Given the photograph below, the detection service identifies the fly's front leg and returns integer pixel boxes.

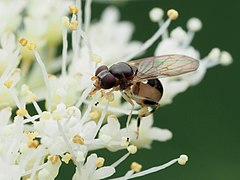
[121,91,135,130]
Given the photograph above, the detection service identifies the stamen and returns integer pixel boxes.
[24,115,40,124]
[178,154,188,165]
[69,5,78,14]
[56,117,82,175]
[183,18,202,47]
[62,153,72,164]
[130,162,142,173]
[76,0,82,56]
[22,162,48,176]
[9,88,22,109]
[32,49,52,112]
[61,19,68,76]
[72,134,85,145]
[27,139,39,148]
[48,155,60,164]
[84,0,92,33]
[124,158,178,179]
[84,99,139,116]
[16,108,28,117]
[92,101,109,139]
[121,18,171,61]
[149,8,164,22]
[127,145,137,154]
[32,100,43,115]
[76,86,93,108]
[220,51,233,66]
[81,93,101,123]
[167,9,179,20]
[111,152,130,168]
[96,157,105,168]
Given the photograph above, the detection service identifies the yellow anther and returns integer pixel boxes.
[127,145,137,154]
[89,111,100,120]
[48,74,55,78]
[27,139,39,148]
[3,79,13,88]
[19,37,28,47]
[48,155,60,164]
[62,153,72,164]
[69,20,78,30]
[96,157,105,168]
[69,5,78,14]
[91,54,102,64]
[167,9,179,20]
[41,111,52,120]
[72,135,84,145]
[25,131,38,140]
[130,162,142,173]
[26,41,37,50]
[16,108,28,117]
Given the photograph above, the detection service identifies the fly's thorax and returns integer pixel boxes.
[109,62,135,80]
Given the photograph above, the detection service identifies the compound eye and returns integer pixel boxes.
[95,65,108,76]
[100,73,117,89]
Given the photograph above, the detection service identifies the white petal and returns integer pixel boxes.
[93,166,115,179]
[86,154,97,175]
[0,107,12,126]
[150,128,173,141]
[101,6,120,24]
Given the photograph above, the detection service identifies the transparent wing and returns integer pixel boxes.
[128,54,199,81]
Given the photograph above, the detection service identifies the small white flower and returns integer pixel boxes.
[130,115,172,148]
[72,153,115,180]
[0,107,12,126]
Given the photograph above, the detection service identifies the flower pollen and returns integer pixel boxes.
[62,153,72,164]
[167,9,179,20]
[96,157,105,168]
[131,162,142,173]
[16,108,28,117]
[69,5,78,14]
[48,155,60,164]
[72,135,85,145]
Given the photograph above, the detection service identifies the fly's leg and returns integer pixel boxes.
[136,103,160,138]
[121,92,135,130]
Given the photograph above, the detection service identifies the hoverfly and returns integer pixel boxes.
[90,54,199,135]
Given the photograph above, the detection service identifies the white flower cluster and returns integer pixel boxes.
[0,0,232,179]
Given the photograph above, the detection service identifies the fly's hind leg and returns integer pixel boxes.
[121,92,135,130]
[136,102,160,138]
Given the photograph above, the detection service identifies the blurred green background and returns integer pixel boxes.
[58,0,240,179]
